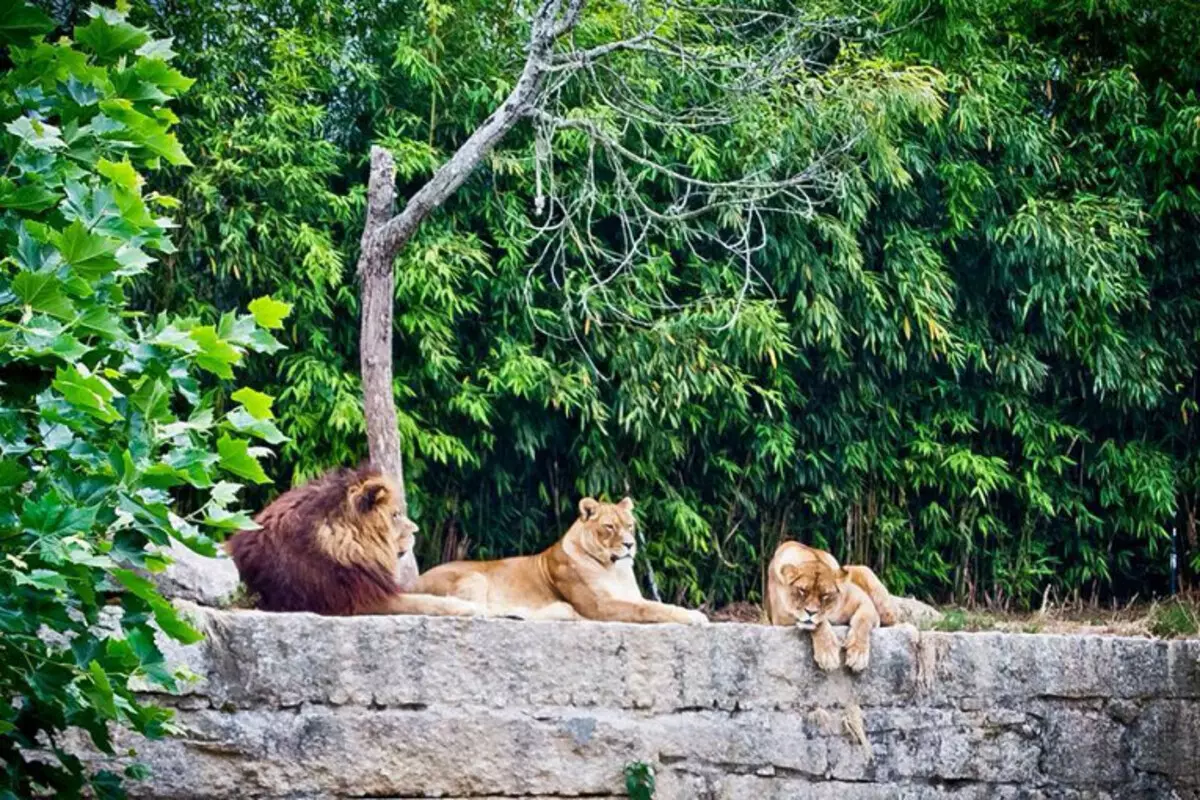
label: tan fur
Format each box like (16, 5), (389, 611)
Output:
(842, 564), (899, 627)
(415, 497), (708, 625)
(766, 541), (882, 672)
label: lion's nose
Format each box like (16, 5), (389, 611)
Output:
(622, 539), (635, 550)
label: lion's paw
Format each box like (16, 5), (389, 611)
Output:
(844, 637), (870, 673)
(683, 609), (710, 625)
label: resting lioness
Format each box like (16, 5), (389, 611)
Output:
(766, 541), (896, 672)
(414, 497), (708, 625)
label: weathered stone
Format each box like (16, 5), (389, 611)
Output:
(894, 596), (944, 626)
(145, 540), (240, 607)
(86, 606), (1200, 799)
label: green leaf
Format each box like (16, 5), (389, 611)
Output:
(225, 408), (287, 445)
(87, 661), (118, 717)
(77, 306), (124, 339)
(202, 506), (257, 532)
(0, 1), (56, 46)
(53, 220), (121, 280)
(150, 601), (203, 644)
(247, 296), (292, 330)
(75, 10), (150, 61)
(133, 57), (195, 96)
(188, 326), (241, 379)
(216, 434), (271, 484)
(96, 157), (141, 191)
(5, 116), (65, 151)
(13, 569), (69, 591)
(113, 568), (158, 602)
(231, 387), (275, 420)
(12, 273), (75, 320)
(0, 178), (60, 212)
(97, 100), (191, 167)
(135, 37), (178, 61)
(52, 364), (122, 423)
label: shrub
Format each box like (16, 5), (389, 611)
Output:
(0, 3), (288, 795)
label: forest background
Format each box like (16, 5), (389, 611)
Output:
(3, 0), (1199, 793)
(87, 0), (1200, 607)
(17, 0), (1200, 615)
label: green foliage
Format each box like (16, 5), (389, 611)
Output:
(624, 761), (656, 800)
(1148, 599), (1199, 639)
(0, 3), (286, 795)
(125, 0), (1200, 609)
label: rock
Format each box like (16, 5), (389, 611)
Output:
(146, 540), (240, 607)
(893, 596), (944, 626)
(79, 608), (1199, 799)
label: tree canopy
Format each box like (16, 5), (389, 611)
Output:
(125, 0), (1199, 607)
(5, 0), (1200, 791)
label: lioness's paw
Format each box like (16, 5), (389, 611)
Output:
(813, 639), (842, 672)
(683, 609), (710, 625)
(844, 637), (870, 673)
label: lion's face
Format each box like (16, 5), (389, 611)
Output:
(780, 562), (842, 630)
(318, 473), (417, 572)
(577, 496), (637, 565)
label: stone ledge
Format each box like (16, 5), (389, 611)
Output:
(98, 606), (1200, 799)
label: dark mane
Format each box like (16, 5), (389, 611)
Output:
(225, 464), (399, 615)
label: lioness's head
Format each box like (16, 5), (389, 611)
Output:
(316, 468), (418, 573)
(780, 562), (843, 630)
(575, 496), (637, 566)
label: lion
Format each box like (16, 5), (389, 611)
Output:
(225, 464), (488, 617)
(766, 541), (896, 672)
(414, 496), (708, 625)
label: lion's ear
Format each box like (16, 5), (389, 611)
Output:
(780, 564), (801, 584)
(617, 496), (634, 512)
(351, 477), (393, 515)
(579, 497), (599, 520)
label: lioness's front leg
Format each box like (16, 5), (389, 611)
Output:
(372, 593), (488, 617)
(587, 597), (708, 625)
(810, 620), (841, 671)
(843, 602), (880, 673)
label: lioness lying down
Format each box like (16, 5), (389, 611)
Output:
(415, 497), (708, 625)
(766, 541), (898, 672)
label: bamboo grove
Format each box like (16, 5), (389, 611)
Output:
(116, 0), (1200, 608)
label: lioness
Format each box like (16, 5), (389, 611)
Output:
(766, 541), (895, 672)
(415, 497), (708, 625)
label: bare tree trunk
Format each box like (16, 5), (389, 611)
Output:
(355, 13), (557, 585)
(358, 147), (403, 496)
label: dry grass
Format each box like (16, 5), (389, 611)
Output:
(711, 595), (1200, 639)
(930, 595), (1200, 639)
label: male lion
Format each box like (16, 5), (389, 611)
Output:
(414, 497), (708, 624)
(766, 541), (896, 672)
(225, 465), (486, 617)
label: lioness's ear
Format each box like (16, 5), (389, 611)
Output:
(351, 477), (393, 515)
(839, 567), (851, 581)
(618, 496), (634, 512)
(579, 497), (599, 520)
(780, 564), (801, 584)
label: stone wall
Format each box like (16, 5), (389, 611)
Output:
(106, 605), (1199, 799)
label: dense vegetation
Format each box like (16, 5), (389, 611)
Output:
(0, 4), (286, 794)
(103, 0), (1200, 606)
(12, 0), (1200, 617)
(3, 0), (1198, 792)
(122, 0), (1198, 608)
